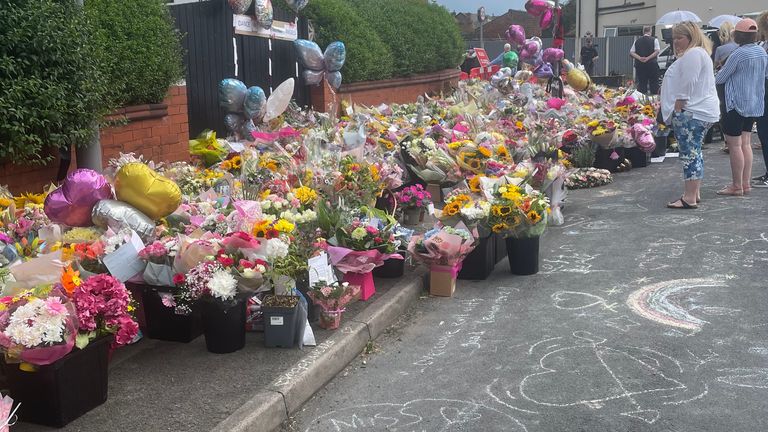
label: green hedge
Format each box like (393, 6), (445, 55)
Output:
(0, 0), (110, 164)
(85, 0), (184, 107)
(302, 0), (394, 83)
(349, 0), (464, 77)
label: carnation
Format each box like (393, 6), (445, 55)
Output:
(208, 270), (238, 301)
(264, 238), (290, 261)
(5, 297), (69, 348)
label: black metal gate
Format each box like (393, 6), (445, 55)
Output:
(170, 1), (310, 138)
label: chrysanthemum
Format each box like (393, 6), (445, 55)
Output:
(208, 270), (237, 301)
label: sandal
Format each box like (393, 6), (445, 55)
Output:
(716, 185), (743, 196)
(667, 197), (698, 209)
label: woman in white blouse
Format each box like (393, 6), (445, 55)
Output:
(660, 21), (720, 209)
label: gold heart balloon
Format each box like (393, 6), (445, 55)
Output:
(566, 68), (591, 92)
(115, 163), (181, 220)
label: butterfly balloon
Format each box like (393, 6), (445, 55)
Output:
(295, 39), (347, 90)
(218, 78), (295, 138)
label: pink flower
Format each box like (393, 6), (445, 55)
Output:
(159, 293), (176, 308)
(172, 273), (186, 285)
(45, 297), (68, 315)
(365, 226), (378, 235)
(114, 315), (139, 346)
(320, 286), (333, 297)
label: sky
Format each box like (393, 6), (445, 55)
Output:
(434, 0), (527, 15)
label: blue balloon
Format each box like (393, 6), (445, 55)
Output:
(303, 70), (324, 86)
(326, 71), (343, 90)
(241, 119), (258, 140)
(219, 79), (247, 113)
(324, 41), (346, 72)
(243, 86), (267, 120)
(294, 39), (325, 71)
(224, 113), (245, 134)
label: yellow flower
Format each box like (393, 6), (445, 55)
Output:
(252, 220), (271, 237)
(492, 223), (509, 233)
(469, 176), (483, 193)
(527, 210), (542, 224)
(496, 145), (510, 160)
(231, 155), (243, 169)
(448, 141), (463, 150)
(501, 190), (522, 202)
(587, 120), (600, 128)
(442, 201), (461, 217)
(14, 192), (46, 208)
(592, 127), (607, 136)
(61, 265), (81, 295)
(477, 146), (492, 158)
(293, 186), (317, 205)
(370, 164), (380, 181)
(259, 189), (271, 200)
(274, 219), (295, 233)
(0, 197), (12, 208)
(220, 160), (233, 171)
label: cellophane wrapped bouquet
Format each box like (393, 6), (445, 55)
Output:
(306, 280), (360, 330)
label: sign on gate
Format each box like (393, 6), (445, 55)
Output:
(474, 48), (490, 68)
(234, 15), (298, 41)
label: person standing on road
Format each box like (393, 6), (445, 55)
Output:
(490, 44), (512, 67)
(751, 11), (768, 188)
(715, 18), (768, 196)
(661, 22), (720, 209)
(714, 22), (737, 69)
(580, 36), (599, 76)
(631, 26), (661, 95)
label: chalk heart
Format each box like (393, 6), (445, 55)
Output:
(114, 163), (181, 220)
(44, 169), (113, 227)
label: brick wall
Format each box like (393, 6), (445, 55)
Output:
(310, 69), (460, 114)
(1, 86), (189, 195)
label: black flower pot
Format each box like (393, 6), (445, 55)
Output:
(625, 147), (650, 168)
(373, 254), (406, 278)
(295, 272), (321, 323)
(505, 236), (540, 275)
(3, 336), (112, 427)
(201, 299), (247, 354)
(459, 234), (495, 280)
(262, 296), (300, 348)
(593, 147), (624, 172)
(138, 285), (202, 343)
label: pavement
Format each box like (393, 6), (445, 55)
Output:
(12, 142), (768, 432)
(281, 144), (768, 432)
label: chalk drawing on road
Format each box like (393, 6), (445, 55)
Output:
(643, 214), (703, 227)
(604, 316), (642, 332)
(637, 238), (687, 271)
(303, 398), (528, 432)
(716, 368), (768, 389)
(626, 277), (730, 333)
(488, 332), (706, 425)
(552, 291), (618, 312)
(693, 232), (749, 248)
(541, 251), (605, 274)
(587, 202), (648, 213)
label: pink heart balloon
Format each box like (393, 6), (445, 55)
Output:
(44, 169), (114, 227)
(540, 8), (554, 30)
(525, 0), (554, 17)
(506, 25), (526, 46)
(543, 48), (564, 63)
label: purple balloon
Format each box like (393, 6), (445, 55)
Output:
(44, 169), (113, 227)
(506, 25), (526, 46)
(543, 48), (564, 63)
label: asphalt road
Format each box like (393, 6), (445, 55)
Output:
(282, 146), (768, 432)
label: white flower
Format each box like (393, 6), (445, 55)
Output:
(5, 298), (68, 348)
(261, 200), (272, 210)
(242, 268), (260, 279)
(208, 270), (238, 301)
(264, 238), (290, 261)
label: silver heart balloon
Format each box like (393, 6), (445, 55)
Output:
(326, 71), (343, 90)
(243, 86), (267, 120)
(294, 39), (325, 71)
(91, 200), (155, 241)
(228, 0), (253, 14)
(224, 113), (246, 134)
(255, 0), (273, 29)
(303, 70), (325, 86)
(219, 79), (248, 113)
(285, 0), (309, 12)
(323, 41), (346, 72)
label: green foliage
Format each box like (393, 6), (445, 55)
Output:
(0, 0), (110, 164)
(85, 0), (184, 106)
(570, 143), (597, 168)
(349, 0), (464, 77)
(303, 0), (394, 83)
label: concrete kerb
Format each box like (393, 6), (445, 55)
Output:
(211, 269), (427, 432)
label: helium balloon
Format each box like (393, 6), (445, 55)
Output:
(285, 0), (309, 12)
(323, 41), (346, 72)
(263, 78), (295, 122)
(540, 8), (554, 30)
(219, 79), (248, 113)
(224, 113), (246, 134)
(566, 68), (591, 91)
(326, 71), (343, 90)
(115, 163), (181, 220)
(303, 69), (324, 86)
(44, 169), (114, 227)
(525, 0), (555, 16)
(92, 200), (155, 241)
(228, 0), (253, 14)
(505, 25), (526, 46)
(244, 86), (267, 120)
(294, 39), (325, 70)
(254, 0), (273, 29)
(242, 119), (258, 140)
(543, 48), (564, 63)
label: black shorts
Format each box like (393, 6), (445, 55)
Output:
(722, 109), (755, 137)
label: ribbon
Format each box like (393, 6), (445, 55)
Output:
(431, 262), (463, 278)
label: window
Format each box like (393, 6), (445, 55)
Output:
(603, 27), (618, 37)
(618, 25), (646, 36)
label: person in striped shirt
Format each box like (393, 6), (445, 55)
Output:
(715, 18), (768, 196)
(752, 11), (768, 188)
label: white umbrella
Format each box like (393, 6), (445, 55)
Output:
(656, 10), (702, 26)
(708, 14), (741, 28)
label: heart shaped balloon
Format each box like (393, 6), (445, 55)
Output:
(285, 0), (309, 12)
(520, 38), (542, 61)
(525, 0), (554, 16)
(92, 200), (155, 241)
(255, 0), (273, 29)
(244, 86), (267, 120)
(324, 41), (346, 72)
(540, 8), (554, 30)
(228, 0), (253, 14)
(543, 47), (564, 63)
(294, 39), (325, 71)
(114, 163), (181, 220)
(44, 169), (114, 227)
(506, 25), (526, 46)
(219, 79), (248, 113)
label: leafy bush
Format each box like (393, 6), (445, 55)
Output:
(0, 0), (110, 164)
(349, 0), (464, 76)
(303, 0), (394, 83)
(85, 0), (184, 106)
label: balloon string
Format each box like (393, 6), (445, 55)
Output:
(326, 78), (338, 121)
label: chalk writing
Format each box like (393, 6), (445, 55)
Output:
(552, 291), (617, 312)
(272, 339), (336, 387)
(716, 368), (768, 389)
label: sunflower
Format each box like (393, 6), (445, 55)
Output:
(442, 201), (462, 217)
(468, 159), (482, 171)
(0, 197), (11, 208)
(492, 223), (509, 233)
(477, 146), (492, 158)
(370, 164), (381, 181)
(496, 145), (510, 160)
(468, 176), (483, 193)
(527, 210), (542, 224)
(252, 220), (271, 238)
(497, 205), (512, 217)
(231, 155), (243, 169)
(14, 192), (46, 208)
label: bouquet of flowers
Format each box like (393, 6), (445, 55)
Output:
(565, 168), (613, 189)
(69, 274), (139, 349)
(402, 136), (462, 185)
(396, 184), (432, 210)
(408, 223), (477, 297)
(0, 286), (78, 366)
(485, 180), (550, 239)
(306, 280), (361, 330)
(138, 237), (179, 286)
(586, 118), (617, 148)
(437, 190), (490, 229)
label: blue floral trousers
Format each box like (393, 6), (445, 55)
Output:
(671, 111), (711, 181)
